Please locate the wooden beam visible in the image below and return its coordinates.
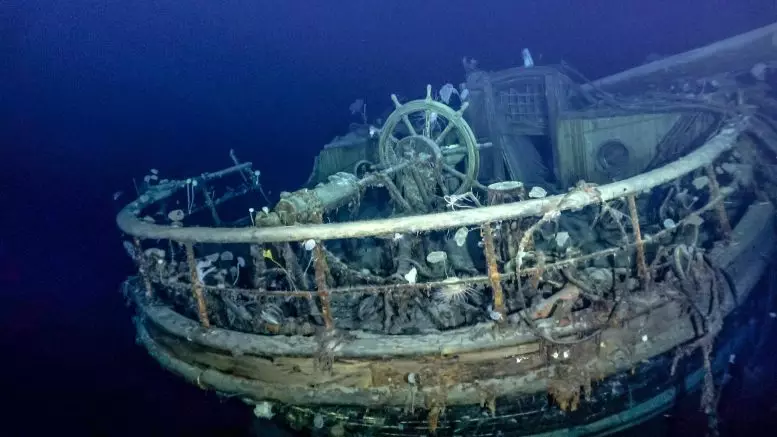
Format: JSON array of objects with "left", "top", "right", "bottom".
[{"left": 587, "top": 22, "right": 777, "bottom": 95}]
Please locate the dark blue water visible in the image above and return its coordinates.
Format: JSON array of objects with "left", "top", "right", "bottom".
[{"left": 3, "top": 1, "right": 777, "bottom": 435}]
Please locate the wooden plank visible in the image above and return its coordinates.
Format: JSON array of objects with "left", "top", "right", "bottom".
[
  {"left": 708, "top": 201, "right": 776, "bottom": 307},
  {"left": 482, "top": 75, "right": 506, "bottom": 181},
  {"left": 587, "top": 22, "right": 777, "bottom": 95},
  {"left": 546, "top": 74, "right": 562, "bottom": 182},
  {"left": 709, "top": 201, "right": 774, "bottom": 268},
  {"left": 555, "top": 113, "right": 681, "bottom": 186},
  {"left": 133, "top": 288, "right": 721, "bottom": 406},
  {"left": 151, "top": 328, "right": 374, "bottom": 388},
  {"left": 148, "top": 322, "right": 542, "bottom": 389}
]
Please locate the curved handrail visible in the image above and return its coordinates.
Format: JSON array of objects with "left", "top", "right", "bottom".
[
  {"left": 135, "top": 209, "right": 774, "bottom": 403},
  {"left": 117, "top": 119, "right": 745, "bottom": 244}
]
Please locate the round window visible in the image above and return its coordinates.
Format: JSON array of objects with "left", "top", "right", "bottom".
[{"left": 596, "top": 140, "right": 630, "bottom": 178}]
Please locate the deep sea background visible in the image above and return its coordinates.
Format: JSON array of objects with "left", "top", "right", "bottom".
[{"left": 3, "top": 1, "right": 777, "bottom": 435}]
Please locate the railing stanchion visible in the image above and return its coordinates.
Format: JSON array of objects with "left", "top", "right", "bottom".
[
  {"left": 185, "top": 242, "right": 211, "bottom": 328},
  {"left": 313, "top": 242, "right": 335, "bottom": 330},
  {"left": 705, "top": 165, "right": 732, "bottom": 239},
  {"left": 627, "top": 195, "right": 650, "bottom": 285},
  {"left": 133, "top": 238, "right": 155, "bottom": 299},
  {"left": 482, "top": 222, "right": 506, "bottom": 322}
]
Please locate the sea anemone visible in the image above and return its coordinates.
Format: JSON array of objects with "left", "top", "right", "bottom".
[{"left": 435, "top": 277, "right": 477, "bottom": 303}]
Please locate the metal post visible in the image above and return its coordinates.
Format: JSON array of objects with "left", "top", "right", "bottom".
[
  {"left": 185, "top": 242, "right": 211, "bottom": 328},
  {"left": 626, "top": 195, "right": 650, "bottom": 284},
  {"left": 313, "top": 243, "right": 334, "bottom": 330},
  {"left": 705, "top": 165, "right": 732, "bottom": 239},
  {"left": 133, "top": 238, "right": 155, "bottom": 299},
  {"left": 481, "top": 222, "right": 506, "bottom": 322}
]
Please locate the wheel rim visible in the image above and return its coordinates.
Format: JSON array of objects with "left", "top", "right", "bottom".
[{"left": 378, "top": 85, "right": 480, "bottom": 195}]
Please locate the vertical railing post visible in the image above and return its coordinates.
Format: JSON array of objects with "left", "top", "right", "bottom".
[
  {"left": 250, "top": 244, "right": 267, "bottom": 290},
  {"left": 705, "top": 165, "right": 732, "bottom": 239},
  {"left": 313, "top": 242, "right": 334, "bottom": 330},
  {"left": 185, "top": 242, "right": 211, "bottom": 328},
  {"left": 481, "top": 222, "right": 506, "bottom": 322},
  {"left": 626, "top": 195, "right": 650, "bottom": 284},
  {"left": 133, "top": 238, "right": 155, "bottom": 299}
]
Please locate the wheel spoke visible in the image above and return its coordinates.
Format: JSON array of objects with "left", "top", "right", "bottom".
[
  {"left": 401, "top": 115, "right": 417, "bottom": 136},
  {"left": 379, "top": 85, "right": 480, "bottom": 197},
  {"left": 434, "top": 123, "right": 455, "bottom": 145},
  {"left": 442, "top": 163, "right": 467, "bottom": 181},
  {"left": 443, "top": 163, "right": 488, "bottom": 191},
  {"left": 435, "top": 166, "right": 450, "bottom": 196},
  {"left": 441, "top": 145, "right": 463, "bottom": 156}
]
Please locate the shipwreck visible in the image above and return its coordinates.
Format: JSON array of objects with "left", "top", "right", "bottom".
[{"left": 117, "top": 22, "right": 777, "bottom": 436}]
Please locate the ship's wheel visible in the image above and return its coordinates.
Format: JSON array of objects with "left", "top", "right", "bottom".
[{"left": 378, "top": 85, "right": 480, "bottom": 196}]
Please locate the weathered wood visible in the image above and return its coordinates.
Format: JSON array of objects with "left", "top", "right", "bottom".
[
  {"left": 481, "top": 75, "right": 505, "bottom": 181},
  {"left": 147, "top": 322, "right": 541, "bottom": 389},
  {"left": 627, "top": 194, "right": 650, "bottom": 283},
  {"left": 137, "top": 199, "right": 773, "bottom": 374},
  {"left": 481, "top": 222, "right": 506, "bottom": 320},
  {"left": 479, "top": 66, "right": 562, "bottom": 86},
  {"left": 554, "top": 113, "right": 682, "bottom": 186},
  {"left": 706, "top": 165, "right": 733, "bottom": 238},
  {"left": 312, "top": 242, "right": 334, "bottom": 330},
  {"left": 142, "top": 301, "right": 564, "bottom": 358},
  {"left": 588, "top": 21, "right": 777, "bottom": 95},
  {"left": 546, "top": 73, "right": 563, "bottom": 178},
  {"left": 117, "top": 120, "right": 745, "bottom": 244},
  {"left": 185, "top": 242, "right": 210, "bottom": 328},
  {"left": 708, "top": 201, "right": 775, "bottom": 301},
  {"left": 133, "top": 280, "right": 723, "bottom": 407},
  {"left": 153, "top": 330, "right": 374, "bottom": 388},
  {"left": 136, "top": 199, "right": 775, "bottom": 406}
]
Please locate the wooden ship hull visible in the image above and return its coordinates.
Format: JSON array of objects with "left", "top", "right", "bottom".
[
  {"left": 118, "top": 23, "right": 777, "bottom": 436},
  {"left": 133, "top": 201, "right": 774, "bottom": 436}
]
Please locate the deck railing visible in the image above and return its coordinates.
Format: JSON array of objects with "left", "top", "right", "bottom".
[{"left": 117, "top": 117, "right": 747, "bottom": 344}]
